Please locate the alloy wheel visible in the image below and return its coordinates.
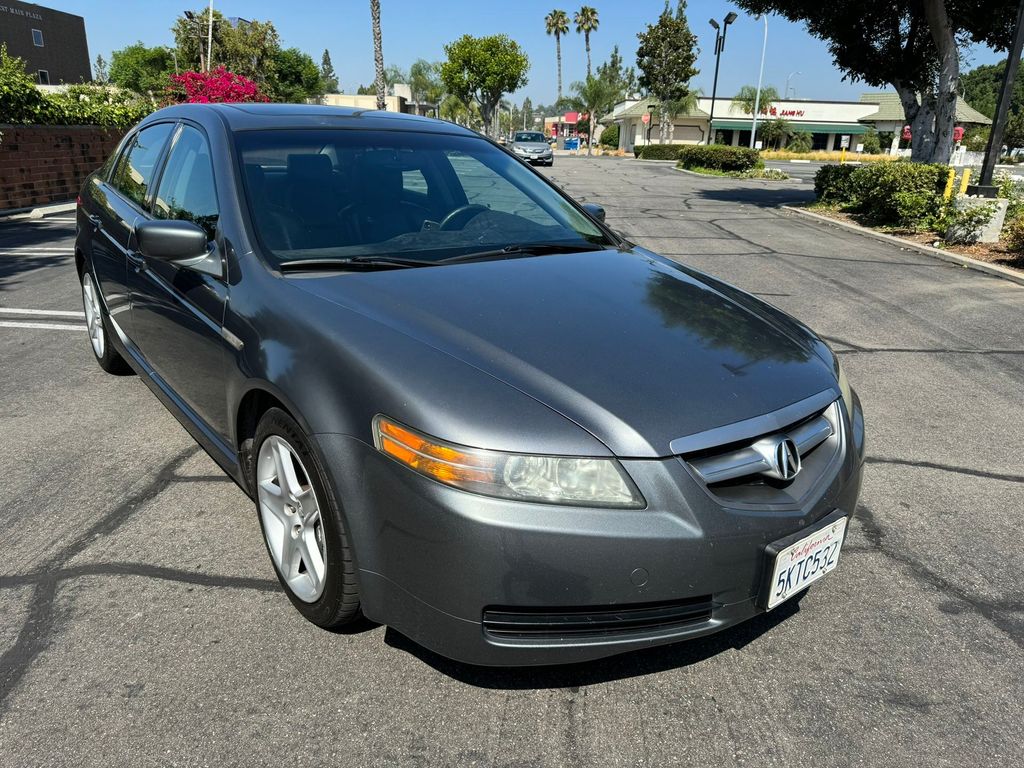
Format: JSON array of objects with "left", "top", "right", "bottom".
[
  {"left": 81, "top": 271, "right": 105, "bottom": 359},
  {"left": 256, "top": 435, "right": 327, "bottom": 602}
]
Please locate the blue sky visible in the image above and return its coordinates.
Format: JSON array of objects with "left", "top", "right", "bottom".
[{"left": 50, "top": 0, "right": 1005, "bottom": 105}]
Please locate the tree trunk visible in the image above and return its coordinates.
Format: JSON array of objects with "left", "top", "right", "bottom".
[
  {"left": 370, "top": 0, "right": 386, "bottom": 111},
  {"left": 587, "top": 113, "right": 595, "bottom": 156},
  {"left": 659, "top": 106, "right": 671, "bottom": 144},
  {"left": 894, "top": 80, "right": 937, "bottom": 163},
  {"left": 922, "top": 0, "right": 959, "bottom": 165},
  {"left": 556, "top": 35, "right": 563, "bottom": 103},
  {"left": 585, "top": 32, "right": 591, "bottom": 79},
  {"left": 481, "top": 102, "right": 493, "bottom": 139}
]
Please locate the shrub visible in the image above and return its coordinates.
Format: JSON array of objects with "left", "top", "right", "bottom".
[
  {"left": 846, "top": 161, "right": 948, "bottom": 227},
  {"left": 599, "top": 124, "right": 619, "bottom": 148},
  {"left": 788, "top": 131, "right": 812, "bottom": 152},
  {"left": 165, "top": 66, "right": 268, "bottom": 104},
  {"left": 635, "top": 143, "right": 683, "bottom": 160},
  {"left": 0, "top": 44, "right": 55, "bottom": 124},
  {"left": 47, "top": 84, "right": 151, "bottom": 127},
  {"left": 814, "top": 164, "right": 858, "bottom": 203},
  {"left": 677, "top": 144, "right": 760, "bottom": 171},
  {"left": 861, "top": 129, "right": 881, "bottom": 155},
  {"left": 942, "top": 199, "right": 997, "bottom": 245},
  {"left": 1003, "top": 213, "right": 1024, "bottom": 252}
]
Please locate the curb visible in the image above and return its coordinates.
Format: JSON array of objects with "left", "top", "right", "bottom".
[
  {"left": 673, "top": 166, "right": 804, "bottom": 184},
  {"left": 0, "top": 201, "right": 76, "bottom": 220},
  {"left": 635, "top": 158, "right": 681, "bottom": 163},
  {"left": 783, "top": 205, "right": 1024, "bottom": 288}
]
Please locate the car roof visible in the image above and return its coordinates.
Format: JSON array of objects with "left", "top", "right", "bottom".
[{"left": 138, "top": 102, "right": 479, "bottom": 137}]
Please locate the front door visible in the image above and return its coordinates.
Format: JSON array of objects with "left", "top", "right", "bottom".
[{"left": 128, "top": 123, "right": 232, "bottom": 446}]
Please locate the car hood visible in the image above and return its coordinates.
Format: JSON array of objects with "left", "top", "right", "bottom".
[{"left": 291, "top": 248, "right": 839, "bottom": 457}]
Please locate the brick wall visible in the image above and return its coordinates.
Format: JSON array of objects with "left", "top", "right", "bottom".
[{"left": 0, "top": 125, "right": 126, "bottom": 212}]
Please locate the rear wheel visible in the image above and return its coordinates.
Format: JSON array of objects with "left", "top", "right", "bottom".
[
  {"left": 80, "top": 267, "right": 132, "bottom": 375},
  {"left": 253, "top": 407, "right": 360, "bottom": 628}
]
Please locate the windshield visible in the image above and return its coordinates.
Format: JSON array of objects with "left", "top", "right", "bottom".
[
  {"left": 235, "top": 129, "right": 608, "bottom": 265},
  {"left": 513, "top": 132, "right": 546, "bottom": 143}
]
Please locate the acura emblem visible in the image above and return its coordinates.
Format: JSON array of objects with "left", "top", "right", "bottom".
[{"left": 772, "top": 438, "right": 801, "bottom": 481}]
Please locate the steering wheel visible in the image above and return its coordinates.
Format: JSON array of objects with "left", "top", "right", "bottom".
[{"left": 439, "top": 204, "right": 489, "bottom": 231}]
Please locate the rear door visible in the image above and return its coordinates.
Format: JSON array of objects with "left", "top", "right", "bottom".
[
  {"left": 128, "top": 122, "right": 232, "bottom": 444},
  {"left": 89, "top": 122, "right": 176, "bottom": 340}
]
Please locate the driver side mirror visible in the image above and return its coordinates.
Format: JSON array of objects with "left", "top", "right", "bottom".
[
  {"left": 136, "top": 219, "right": 209, "bottom": 263},
  {"left": 582, "top": 202, "right": 606, "bottom": 222}
]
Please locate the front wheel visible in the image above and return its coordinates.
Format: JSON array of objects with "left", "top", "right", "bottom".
[
  {"left": 253, "top": 407, "right": 360, "bottom": 628},
  {"left": 80, "top": 266, "right": 132, "bottom": 375}
]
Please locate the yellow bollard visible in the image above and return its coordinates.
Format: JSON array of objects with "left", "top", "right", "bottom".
[
  {"left": 840, "top": 147, "right": 846, "bottom": 165},
  {"left": 943, "top": 168, "right": 956, "bottom": 200},
  {"left": 959, "top": 168, "right": 972, "bottom": 196}
]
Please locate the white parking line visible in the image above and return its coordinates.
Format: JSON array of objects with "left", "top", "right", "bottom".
[
  {"left": 0, "top": 320, "right": 86, "bottom": 331},
  {"left": 0, "top": 307, "right": 85, "bottom": 318}
]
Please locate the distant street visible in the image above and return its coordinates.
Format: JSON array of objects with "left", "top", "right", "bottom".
[{"left": 1, "top": 158, "right": 1022, "bottom": 766}]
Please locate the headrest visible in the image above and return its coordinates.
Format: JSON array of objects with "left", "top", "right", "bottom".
[{"left": 287, "top": 153, "right": 333, "bottom": 180}]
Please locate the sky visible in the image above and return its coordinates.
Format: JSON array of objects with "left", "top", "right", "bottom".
[{"left": 45, "top": 0, "right": 1007, "bottom": 105}]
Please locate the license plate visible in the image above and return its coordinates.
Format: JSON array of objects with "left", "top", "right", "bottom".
[{"left": 764, "top": 515, "right": 847, "bottom": 610}]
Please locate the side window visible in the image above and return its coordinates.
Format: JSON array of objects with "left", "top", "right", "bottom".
[
  {"left": 401, "top": 168, "right": 428, "bottom": 195},
  {"left": 112, "top": 123, "right": 174, "bottom": 209},
  {"left": 153, "top": 125, "right": 219, "bottom": 239}
]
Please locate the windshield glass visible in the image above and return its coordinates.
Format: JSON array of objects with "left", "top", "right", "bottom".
[
  {"left": 514, "top": 132, "right": 546, "bottom": 143},
  {"left": 235, "top": 129, "right": 608, "bottom": 265}
]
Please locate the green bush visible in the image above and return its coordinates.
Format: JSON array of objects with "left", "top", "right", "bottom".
[
  {"left": 861, "top": 129, "right": 881, "bottom": 154},
  {"left": 848, "top": 161, "right": 948, "bottom": 227},
  {"left": 1, "top": 44, "right": 152, "bottom": 128},
  {"left": 635, "top": 144, "right": 683, "bottom": 160},
  {"left": 677, "top": 144, "right": 760, "bottom": 171},
  {"left": 599, "top": 124, "right": 619, "bottom": 148},
  {"left": 813, "top": 164, "right": 858, "bottom": 203},
  {"left": 1003, "top": 213, "right": 1024, "bottom": 252}
]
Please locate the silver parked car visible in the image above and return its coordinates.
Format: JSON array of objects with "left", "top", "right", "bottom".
[{"left": 510, "top": 130, "right": 554, "bottom": 166}]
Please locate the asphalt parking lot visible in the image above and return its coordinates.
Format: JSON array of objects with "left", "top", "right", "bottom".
[{"left": 2, "top": 157, "right": 1022, "bottom": 767}]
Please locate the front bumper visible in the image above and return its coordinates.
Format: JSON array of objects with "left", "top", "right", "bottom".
[
  {"left": 314, "top": 398, "right": 865, "bottom": 666},
  {"left": 515, "top": 151, "right": 553, "bottom": 163}
]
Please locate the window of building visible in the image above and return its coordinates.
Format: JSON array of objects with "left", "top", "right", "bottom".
[
  {"left": 111, "top": 123, "right": 175, "bottom": 209},
  {"left": 37, "top": 70, "right": 50, "bottom": 85},
  {"left": 153, "top": 126, "right": 220, "bottom": 239},
  {"left": 32, "top": 29, "right": 44, "bottom": 47}
]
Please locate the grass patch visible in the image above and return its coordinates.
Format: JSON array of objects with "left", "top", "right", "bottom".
[
  {"left": 681, "top": 164, "right": 791, "bottom": 180},
  {"left": 761, "top": 150, "right": 894, "bottom": 163}
]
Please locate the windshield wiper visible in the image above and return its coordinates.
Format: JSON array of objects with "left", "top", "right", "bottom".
[
  {"left": 278, "top": 256, "right": 432, "bottom": 273},
  {"left": 439, "top": 242, "right": 608, "bottom": 265}
]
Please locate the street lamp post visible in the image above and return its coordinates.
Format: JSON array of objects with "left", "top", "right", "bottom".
[
  {"left": 786, "top": 71, "right": 802, "bottom": 98},
  {"left": 647, "top": 103, "right": 655, "bottom": 145},
  {"left": 749, "top": 15, "right": 768, "bottom": 149},
  {"left": 706, "top": 12, "right": 738, "bottom": 145}
]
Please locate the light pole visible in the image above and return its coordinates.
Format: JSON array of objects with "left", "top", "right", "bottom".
[
  {"left": 749, "top": 15, "right": 768, "bottom": 149},
  {"left": 786, "top": 71, "right": 802, "bottom": 98},
  {"left": 706, "top": 12, "right": 738, "bottom": 145},
  {"left": 647, "top": 103, "right": 655, "bottom": 146},
  {"left": 165, "top": 46, "right": 179, "bottom": 75}
]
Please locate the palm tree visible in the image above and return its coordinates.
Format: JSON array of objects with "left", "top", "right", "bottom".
[
  {"left": 370, "top": 0, "right": 386, "bottom": 110},
  {"left": 545, "top": 10, "right": 570, "bottom": 103},
  {"left": 566, "top": 76, "right": 621, "bottom": 156},
  {"left": 574, "top": 6, "right": 599, "bottom": 79},
  {"left": 732, "top": 84, "right": 780, "bottom": 117}
]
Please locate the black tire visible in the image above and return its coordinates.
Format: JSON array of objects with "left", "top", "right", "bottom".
[
  {"left": 252, "top": 407, "right": 360, "bottom": 628},
  {"left": 79, "top": 261, "right": 133, "bottom": 375}
]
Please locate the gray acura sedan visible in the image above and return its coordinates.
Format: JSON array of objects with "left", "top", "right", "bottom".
[
  {"left": 509, "top": 130, "right": 554, "bottom": 165},
  {"left": 76, "top": 104, "right": 864, "bottom": 666}
]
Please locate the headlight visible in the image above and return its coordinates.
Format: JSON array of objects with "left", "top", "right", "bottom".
[
  {"left": 512, "top": 145, "right": 526, "bottom": 153},
  {"left": 835, "top": 355, "right": 854, "bottom": 414},
  {"left": 373, "top": 416, "right": 644, "bottom": 508}
]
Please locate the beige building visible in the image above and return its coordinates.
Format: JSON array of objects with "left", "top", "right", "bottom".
[{"left": 320, "top": 84, "right": 436, "bottom": 117}]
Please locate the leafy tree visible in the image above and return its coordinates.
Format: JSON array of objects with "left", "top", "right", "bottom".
[
  {"left": 0, "top": 44, "right": 54, "bottom": 122},
  {"left": 521, "top": 96, "right": 534, "bottom": 129},
  {"left": 961, "top": 58, "right": 1024, "bottom": 119},
  {"left": 599, "top": 123, "right": 620, "bottom": 147},
  {"left": 545, "top": 10, "right": 570, "bottom": 103},
  {"left": 409, "top": 59, "right": 444, "bottom": 104},
  {"left": 964, "top": 125, "right": 991, "bottom": 151},
  {"left": 440, "top": 34, "right": 529, "bottom": 138},
  {"left": 759, "top": 117, "right": 791, "bottom": 149},
  {"left": 735, "top": 0, "right": 1018, "bottom": 164},
  {"left": 93, "top": 54, "right": 109, "bottom": 84},
  {"left": 356, "top": 83, "right": 376, "bottom": 95},
  {"left": 733, "top": 84, "right": 780, "bottom": 116},
  {"left": 1004, "top": 110, "right": 1024, "bottom": 150},
  {"left": 271, "top": 48, "right": 323, "bottom": 103},
  {"left": 320, "top": 49, "right": 339, "bottom": 93},
  {"left": 574, "top": 6, "right": 600, "bottom": 78},
  {"left": 861, "top": 128, "right": 882, "bottom": 154},
  {"left": 565, "top": 75, "right": 622, "bottom": 155},
  {"left": 370, "top": 0, "right": 386, "bottom": 109},
  {"left": 635, "top": 2, "right": 700, "bottom": 144},
  {"left": 172, "top": 10, "right": 279, "bottom": 86},
  {"left": 109, "top": 42, "right": 175, "bottom": 96},
  {"left": 596, "top": 45, "right": 637, "bottom": 100},
  {"left": 788, "top": 130, "right": 812, "bottom": 152},
  {"left": 439, "top": 93, "right": 478, "bottom": 127}
]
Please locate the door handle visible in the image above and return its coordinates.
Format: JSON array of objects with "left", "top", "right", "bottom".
[
  {"left": 87, "top": 214, "right": 101, "bottom": 231},
  {"left": 127, "top": 250, "right": 145, "bottom": 272}
]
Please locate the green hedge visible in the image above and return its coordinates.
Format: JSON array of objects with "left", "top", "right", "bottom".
[
  {"left": 813, "top": 164, "right": 858, "bottom": 203},
  {"left": 635, "top": 144, "right": 682, "bottom": 160},
  {"left": 599, "top": 124, "right": 619, "bottom": 148},
  {"left": 678, "top": 144, "right": 760, "bottom": 171}
]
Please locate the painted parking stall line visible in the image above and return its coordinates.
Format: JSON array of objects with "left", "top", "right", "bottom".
[{"left": 0, "top": 307, "right": 87, "bottom": 331}]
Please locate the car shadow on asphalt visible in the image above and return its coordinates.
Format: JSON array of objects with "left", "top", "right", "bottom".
[
  {"left": 695, "top": 187, "right": 815, "bottom": 208},
  {"left": 382, "top": 594, "right": 806, "bottom": 688}
]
